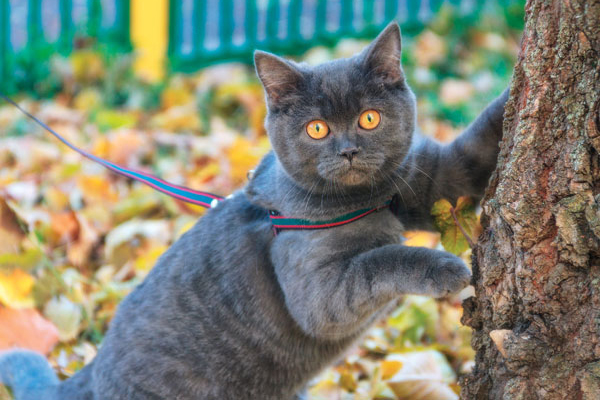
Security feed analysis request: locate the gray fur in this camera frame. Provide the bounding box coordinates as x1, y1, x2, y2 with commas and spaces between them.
0, 22, 508, 400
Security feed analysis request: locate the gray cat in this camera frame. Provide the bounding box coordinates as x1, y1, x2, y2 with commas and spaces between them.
0, 22, 508, 400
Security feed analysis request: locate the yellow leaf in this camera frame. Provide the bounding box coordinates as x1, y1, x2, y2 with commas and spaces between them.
0, 269, 35, 309
134, 244, 167, 273
175, 220, 197, 239
0, 248, 43, 271
77, 175, 119, 204
191, 161, 221, 184
308, 370, 344, 399
226, 137, 268, 186
381, 360, 403, 380
150, 104, 201, 131
73, 88, 102, 112
339, 369, 357, 392
161, 86, 194, 109
403, 231, 440, 248
70, 50, 105, 83
93, 109, 139, 131
44, 186, 70, 211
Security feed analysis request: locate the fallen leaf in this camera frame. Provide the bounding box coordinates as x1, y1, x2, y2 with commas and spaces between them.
150, 104, 201, 132
77, 175, 119, 204
381, 360, 404, 380
104, 219, 171, 263
226, 136, 268, 186
50, 211, 80, 244
403, 231, 440, 248
73, 88, 102, 112
0, 248, 44, 272
44, 296, 83, 342
0, 307, 59, 354
70, 51, 105, 83
67, 213, 100, 267
93, 109, 139, 131
0, 269, 36, 309
133, 244, 167, 273
385, 350, 458, 400
0, 198, 27, 254
161, 85, 194, 109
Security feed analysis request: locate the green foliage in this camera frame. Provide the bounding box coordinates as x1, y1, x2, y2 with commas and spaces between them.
431, 197, 478, 255
388, 296, 439, 346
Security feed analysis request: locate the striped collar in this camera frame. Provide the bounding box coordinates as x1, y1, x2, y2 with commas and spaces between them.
268, 200, 392, 234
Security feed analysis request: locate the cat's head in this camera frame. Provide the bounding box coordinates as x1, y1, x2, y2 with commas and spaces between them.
255, 22, 415, 192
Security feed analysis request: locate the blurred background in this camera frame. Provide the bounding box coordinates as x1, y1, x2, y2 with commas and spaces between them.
0, 1, 524, 399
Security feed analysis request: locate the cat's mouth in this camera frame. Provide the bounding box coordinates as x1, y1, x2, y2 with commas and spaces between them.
318, 159, 380, 186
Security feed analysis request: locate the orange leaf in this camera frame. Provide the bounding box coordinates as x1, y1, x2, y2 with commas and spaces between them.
0, 307, 59, 354
50, 211, 80, 243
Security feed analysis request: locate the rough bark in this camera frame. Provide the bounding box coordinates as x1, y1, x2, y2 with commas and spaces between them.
460, 0, 600, 399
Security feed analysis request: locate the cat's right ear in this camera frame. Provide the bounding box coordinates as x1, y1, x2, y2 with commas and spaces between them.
361, 22, 404, 85
254, 51, 303, 106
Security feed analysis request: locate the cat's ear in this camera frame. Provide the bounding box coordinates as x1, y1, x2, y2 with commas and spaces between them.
361, 22, 404, 84
254, 51, 304, 105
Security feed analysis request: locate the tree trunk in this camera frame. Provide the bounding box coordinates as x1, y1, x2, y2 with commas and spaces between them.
460, 0, 600, 399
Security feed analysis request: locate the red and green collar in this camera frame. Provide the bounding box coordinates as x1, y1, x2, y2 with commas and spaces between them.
268, 200, 392, 234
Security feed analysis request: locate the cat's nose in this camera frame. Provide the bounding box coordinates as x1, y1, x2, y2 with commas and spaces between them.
338, 147, 359, 162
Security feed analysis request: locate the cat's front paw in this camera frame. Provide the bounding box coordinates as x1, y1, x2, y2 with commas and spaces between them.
426, 254, 471, 298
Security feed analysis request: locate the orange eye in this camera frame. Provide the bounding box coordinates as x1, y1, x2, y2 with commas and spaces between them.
306, 120, 330, 139
358, 110, 381, 130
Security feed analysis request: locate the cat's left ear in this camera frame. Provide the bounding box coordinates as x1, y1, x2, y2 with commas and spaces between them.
361, 22, 404, 84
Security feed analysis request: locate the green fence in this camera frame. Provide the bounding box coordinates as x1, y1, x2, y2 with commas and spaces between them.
1, 0, 521, 94
0, 0, 130, 94
167, 0, 517, 73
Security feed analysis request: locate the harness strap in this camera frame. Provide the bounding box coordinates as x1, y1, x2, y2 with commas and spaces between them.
1, 94, 392, 233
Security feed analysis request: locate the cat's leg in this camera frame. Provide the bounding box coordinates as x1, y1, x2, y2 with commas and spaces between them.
272, 242, 470, 340
394, 88, 509, 230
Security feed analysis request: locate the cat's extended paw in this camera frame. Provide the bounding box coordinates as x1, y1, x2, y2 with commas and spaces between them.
426, 254, 472, 298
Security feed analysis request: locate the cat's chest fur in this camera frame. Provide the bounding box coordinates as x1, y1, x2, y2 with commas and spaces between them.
88, 191, 405, 400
